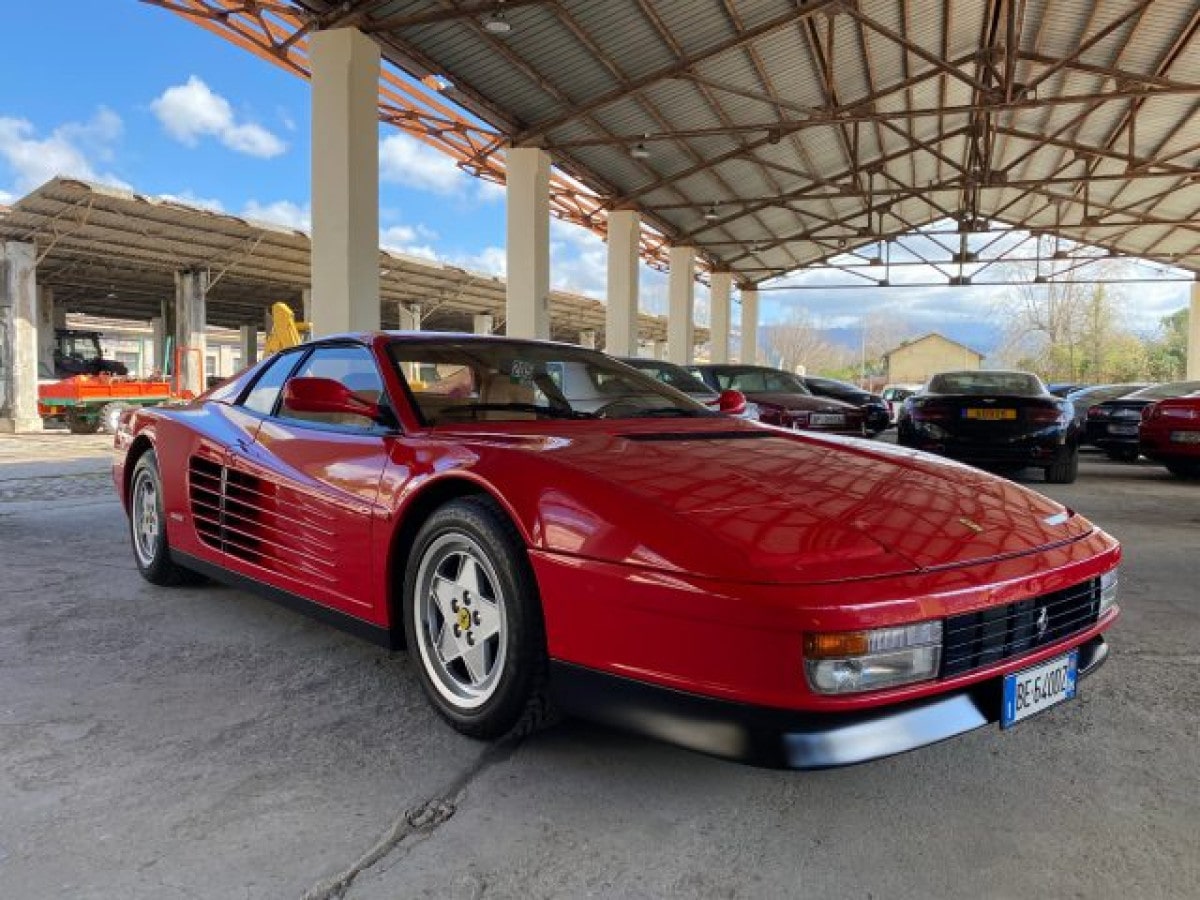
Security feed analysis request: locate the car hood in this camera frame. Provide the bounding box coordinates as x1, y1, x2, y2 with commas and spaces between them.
745, 392, 858, 413
457, 421, 1092, 584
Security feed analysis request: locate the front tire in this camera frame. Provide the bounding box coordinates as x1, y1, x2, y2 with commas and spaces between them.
1045, 446, 1079, 484
403, 495, 552, 740
128, 450, 202, 586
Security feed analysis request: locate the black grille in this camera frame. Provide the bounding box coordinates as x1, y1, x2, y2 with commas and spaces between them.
941, 578, 1101, 677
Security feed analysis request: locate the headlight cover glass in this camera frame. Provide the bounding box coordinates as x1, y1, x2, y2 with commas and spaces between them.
1099, 569, 1119, 616
805, 621, 943, 695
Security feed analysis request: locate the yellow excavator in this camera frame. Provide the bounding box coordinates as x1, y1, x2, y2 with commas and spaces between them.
263, 301, 312, 354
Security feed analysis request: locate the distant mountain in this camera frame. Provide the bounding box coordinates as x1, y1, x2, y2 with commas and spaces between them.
818, 322, 1002, 356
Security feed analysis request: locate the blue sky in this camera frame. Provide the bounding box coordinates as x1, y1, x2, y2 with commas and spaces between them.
0, 0, 1191, 354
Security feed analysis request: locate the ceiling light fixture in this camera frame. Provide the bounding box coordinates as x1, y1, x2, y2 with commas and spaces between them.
631, 134, 651, 160
482, 3, 512, 34
704, 203, 719, 222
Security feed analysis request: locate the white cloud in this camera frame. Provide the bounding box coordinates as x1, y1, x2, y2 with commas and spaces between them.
380, 133, 466, 195
0, 109, 126, 193
157, 190, 225, 212
151, 76, 286, 159
0, 187, 14, 206
241, 199, 310, 230
381, 223, 440, 260
477, 178, 506, 203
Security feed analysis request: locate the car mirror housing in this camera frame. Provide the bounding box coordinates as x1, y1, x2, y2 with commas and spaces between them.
718, 389, 747, 416
281, 376, 383, 423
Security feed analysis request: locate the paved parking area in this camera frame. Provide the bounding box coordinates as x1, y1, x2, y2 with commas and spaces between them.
1, 433, 1196, 899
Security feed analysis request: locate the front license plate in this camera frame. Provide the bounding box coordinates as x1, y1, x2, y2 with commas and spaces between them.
809, 414, 845, 426
1170, 431, 1200, 443
965, 408, 1016, 420
1001, 650, 1078, 728
1108, 424, 1138, 436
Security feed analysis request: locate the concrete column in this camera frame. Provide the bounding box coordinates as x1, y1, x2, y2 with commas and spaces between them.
1188, 281, 1200, 379
397, 302, 422, 332
240, 325, 258, 369
218, 343, 235, 377
652, 340, 667, 360
301, 288, 312, 324
0, 241, 41, 432
667, 245, 696, 364
36, 285, 55, 377
173, 269, 208, 397
740, 284, 759, 365
150, 317, 165, 374
709, 271, 732, 364
605, 209, 639, 355
310, 27, 380, 336
579, 329, 596, 350
473, 313, 494, 335
505, 146, 551, 339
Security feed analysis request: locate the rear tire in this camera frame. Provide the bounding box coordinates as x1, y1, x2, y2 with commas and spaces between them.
99, 402, 129, 435
1045, 446, 1079, 484
66, 409, 100, 434
402, 495, 553, 740
128, 450, 204, 586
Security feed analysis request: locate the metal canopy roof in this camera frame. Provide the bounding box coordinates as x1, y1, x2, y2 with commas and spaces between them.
148, 0, 1200, 282
0, 178, 683, 344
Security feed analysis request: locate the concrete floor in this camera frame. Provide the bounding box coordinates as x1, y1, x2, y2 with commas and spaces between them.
1, 433, 1196, 899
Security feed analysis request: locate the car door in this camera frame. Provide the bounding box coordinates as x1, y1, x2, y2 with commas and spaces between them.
224, 343, 392, 623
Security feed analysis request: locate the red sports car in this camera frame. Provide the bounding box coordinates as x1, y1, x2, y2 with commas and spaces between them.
1139, 392, 1200, 478
114, 333, 1120, 768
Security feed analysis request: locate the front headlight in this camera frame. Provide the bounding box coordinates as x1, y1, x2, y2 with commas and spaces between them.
1099, 569, 1119, 616
804, 621, 943, 695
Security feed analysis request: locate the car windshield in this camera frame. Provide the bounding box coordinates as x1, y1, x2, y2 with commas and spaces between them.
709, 367, 810, 394
388, 339, 715, 424
623, 359, 715, 395
1128, 380, 1200, 401
926, 371, 1045, 396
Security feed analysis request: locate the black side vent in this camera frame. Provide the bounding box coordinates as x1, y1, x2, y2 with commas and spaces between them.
187, 455, 267, 564
941, 578, 1101, 678
621, 430, 780, 442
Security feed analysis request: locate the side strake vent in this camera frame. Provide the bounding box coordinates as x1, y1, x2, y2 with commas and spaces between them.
187, 455, 337, 583
621, 430, 779, 442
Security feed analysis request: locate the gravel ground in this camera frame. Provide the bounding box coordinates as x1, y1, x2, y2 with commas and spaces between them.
0, 433, 1195, 899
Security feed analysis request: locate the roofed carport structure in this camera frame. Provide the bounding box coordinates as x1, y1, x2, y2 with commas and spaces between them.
146, 0, 1200, 373
0, 177, 680, 343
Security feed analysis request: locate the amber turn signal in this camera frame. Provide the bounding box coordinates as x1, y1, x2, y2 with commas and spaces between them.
804, 631, 870, 659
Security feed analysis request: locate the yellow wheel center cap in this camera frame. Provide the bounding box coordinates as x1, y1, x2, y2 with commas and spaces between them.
457, 608, 472, 632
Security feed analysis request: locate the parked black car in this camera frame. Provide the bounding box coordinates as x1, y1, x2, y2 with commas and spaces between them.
897, 369, 1079, 483
1085, 380, 1200, 461
801, 376, 891, 435
1066, 383, 1151, 437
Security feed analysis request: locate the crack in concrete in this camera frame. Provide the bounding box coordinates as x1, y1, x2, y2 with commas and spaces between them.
301, 734, 523, 900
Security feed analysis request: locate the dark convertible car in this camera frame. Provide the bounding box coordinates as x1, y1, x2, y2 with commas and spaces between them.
897, 370, 1079, 483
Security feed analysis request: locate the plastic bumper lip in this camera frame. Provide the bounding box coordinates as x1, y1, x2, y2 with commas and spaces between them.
549, 636, 1109, 770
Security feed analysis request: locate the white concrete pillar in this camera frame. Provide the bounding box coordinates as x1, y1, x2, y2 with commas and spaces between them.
709, 271, 732, 364
505, 146, 551, 339
0, 241, 41, 432
1188, 281, 1200, 379
473, 313, 494, 335
36, 285, 55, 377
301, 288, 313, 324
740, 284, 759, 365
605, 209, 640, 355
310, 27, 380, 336
173, 269, 208, 397
240, 324, 258, 369
667, 245, 696, 364
398, 302, 422, 332
579, 329, 596, 350
652, 340, 667, 361
150, 317, 165, 374
218, 343, 235, 377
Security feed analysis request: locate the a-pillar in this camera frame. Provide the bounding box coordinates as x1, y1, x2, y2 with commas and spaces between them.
36, 285, 56, 377
709, 270, 732, 363
0, 241, 41, 432
740, 283, 759, 365
173, 269, 208, 397
667, 245, 696, 364
506, 147, 550, 339
240, 324, 258, 369
1188, 281, 1200, 379
310, 27, 380, 336
473, 313, 494, 335
605, 208, 639, 354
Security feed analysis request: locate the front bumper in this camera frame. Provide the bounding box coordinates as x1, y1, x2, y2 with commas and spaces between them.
551, 636, 1109, 769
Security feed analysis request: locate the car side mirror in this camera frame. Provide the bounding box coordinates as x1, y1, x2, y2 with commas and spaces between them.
281, 376, 382, 423
717, 389, 747, 415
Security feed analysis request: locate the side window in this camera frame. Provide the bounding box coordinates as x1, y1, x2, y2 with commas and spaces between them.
278, 344, 384, 428
242, 350, 301, 415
